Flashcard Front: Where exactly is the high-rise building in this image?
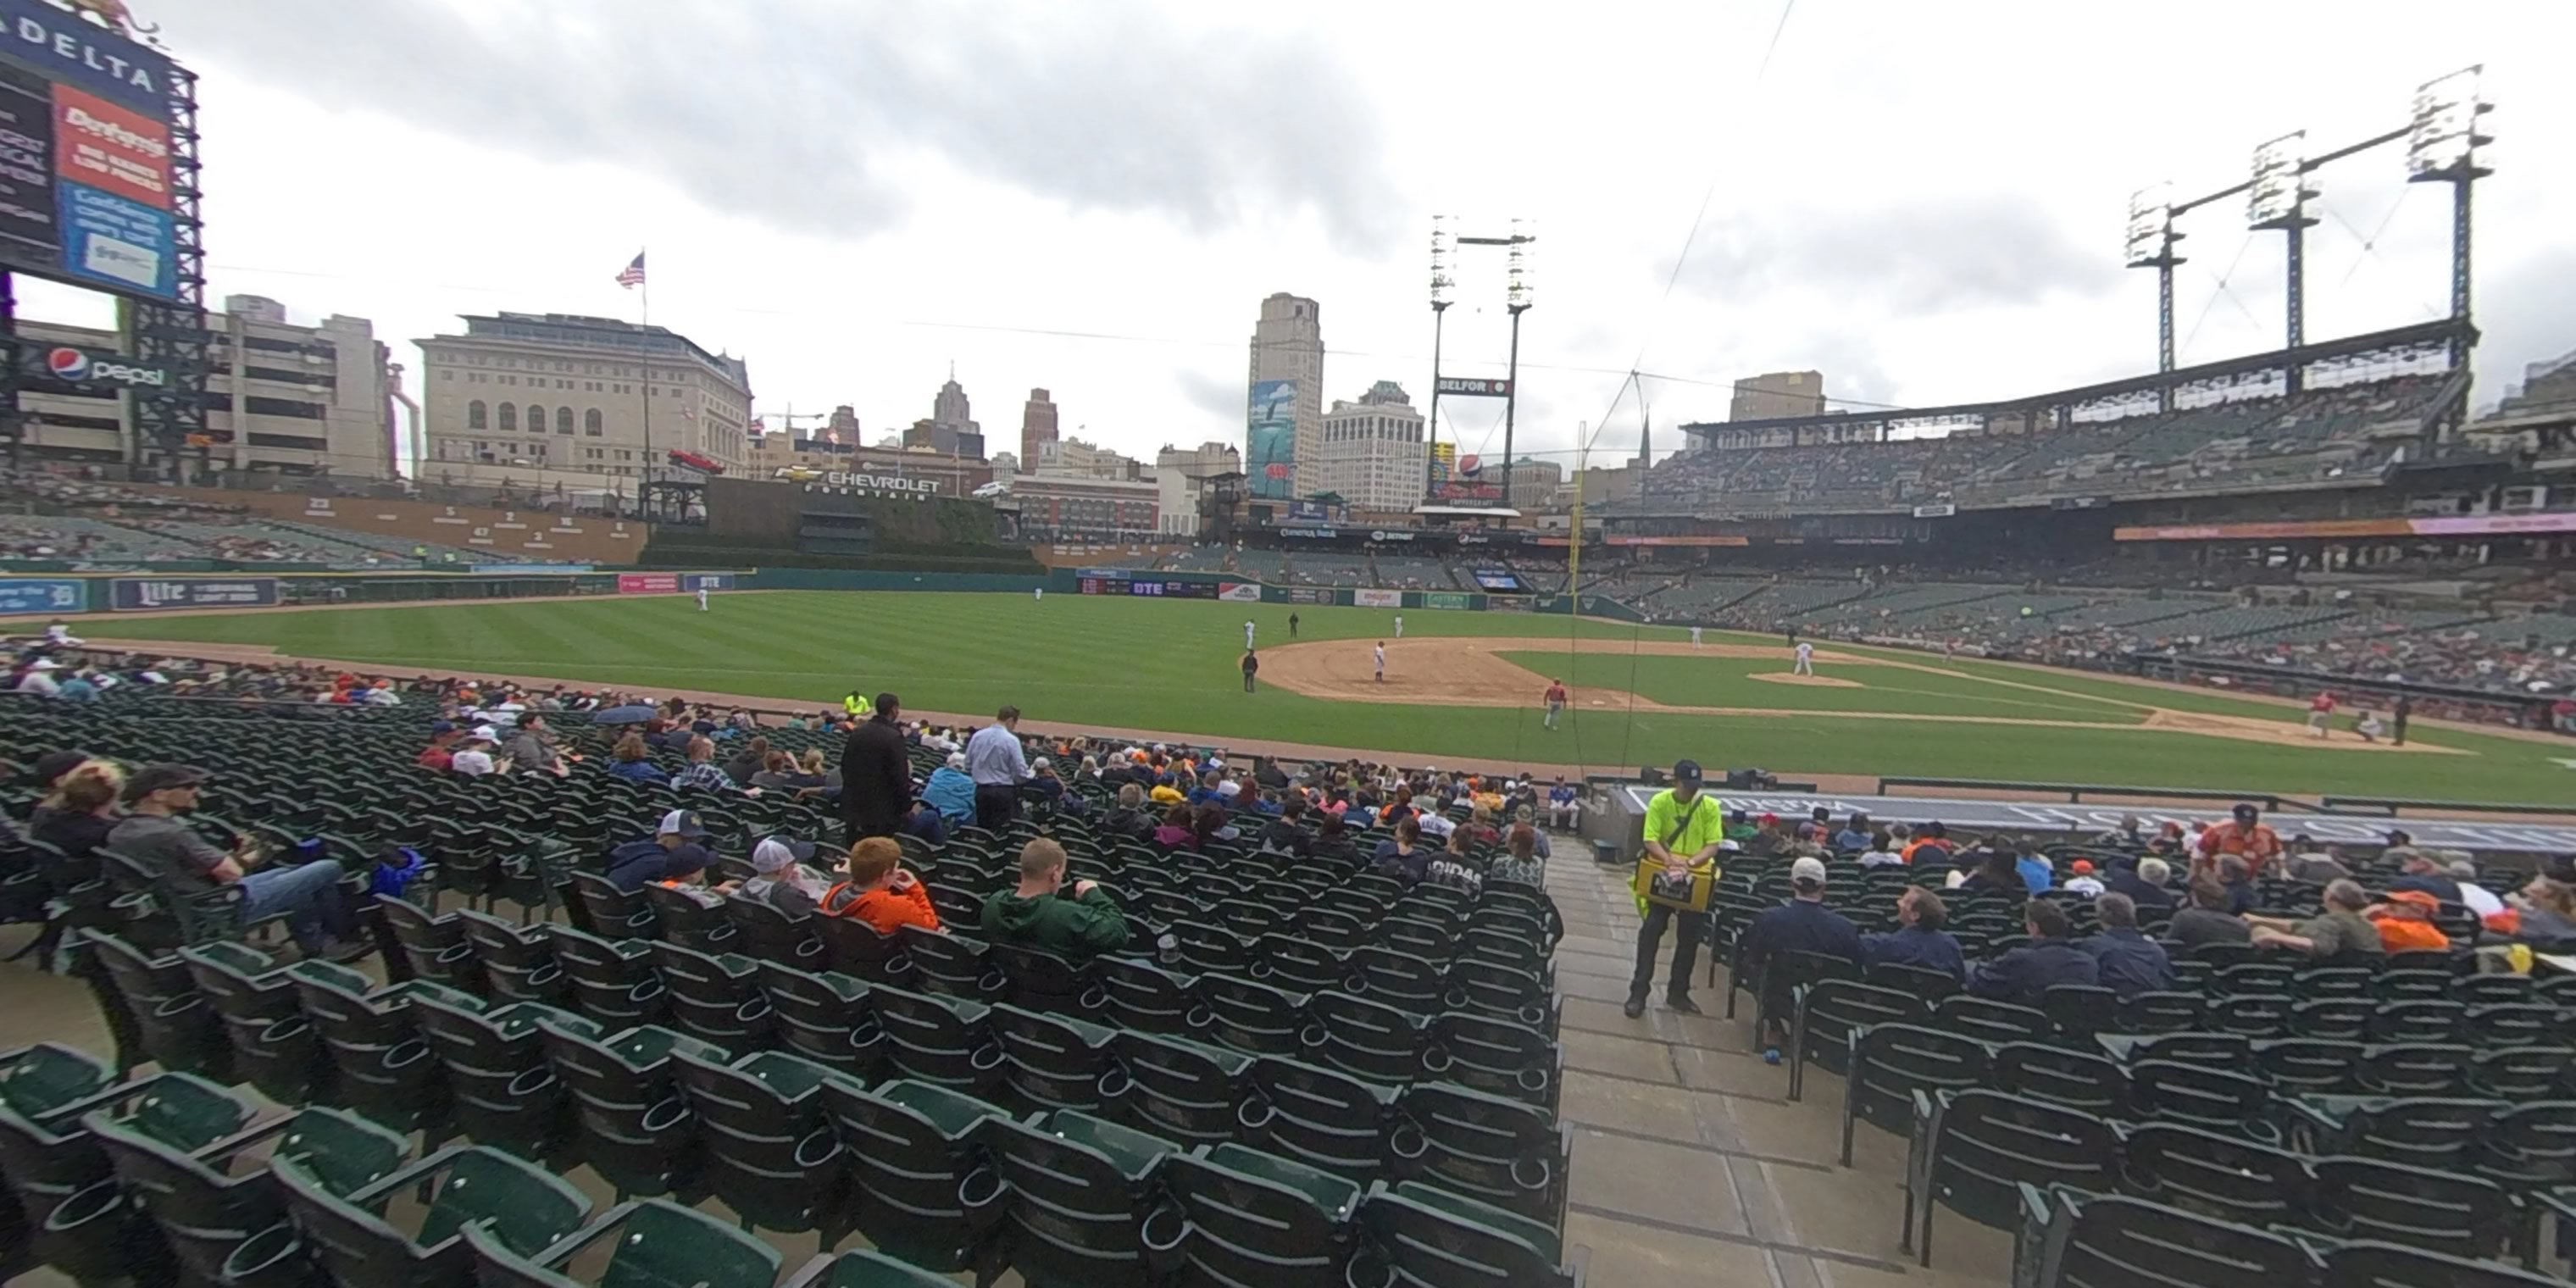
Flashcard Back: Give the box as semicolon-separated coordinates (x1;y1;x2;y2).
902;371;985;458
1021;387;1058;466
417;312;753;496
1155;441;1241;537
1033;436;1145;481
1729;370;1827;421
1505;456;1563;503
1246;292;1324;498
1312;381;1426;513
824;404;861;443
16;296;398;480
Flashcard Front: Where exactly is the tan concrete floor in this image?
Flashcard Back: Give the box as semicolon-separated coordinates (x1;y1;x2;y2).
0;859;2014;1288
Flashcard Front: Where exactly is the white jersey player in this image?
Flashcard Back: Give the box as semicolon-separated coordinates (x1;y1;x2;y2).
696;586;709;612
1374;641;1386;683
1394;615;1404;638
1793;641;1815;675
1034;586;1043;601
1690;626;1703;648
1244;619;1256;649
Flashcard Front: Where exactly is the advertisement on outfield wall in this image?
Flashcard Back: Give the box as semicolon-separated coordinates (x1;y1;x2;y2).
1485;595;1532;612
1353;588;1402;608
110;578;277;611
1285;587;1335;605
1218;582;1262;602
0;578;84;614
2112;513;2576;541
617;573;681;594
1246;379;1296;499
0;0;185;302
1422;591;1474;611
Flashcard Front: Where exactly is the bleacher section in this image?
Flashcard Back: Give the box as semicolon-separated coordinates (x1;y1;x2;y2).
1372;554;1458;591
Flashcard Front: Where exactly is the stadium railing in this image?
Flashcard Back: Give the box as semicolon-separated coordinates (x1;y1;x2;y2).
1871;778;2307;810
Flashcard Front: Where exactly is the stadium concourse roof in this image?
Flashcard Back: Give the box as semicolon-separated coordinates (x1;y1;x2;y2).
1411;504;1523;517
1679;316;2472;441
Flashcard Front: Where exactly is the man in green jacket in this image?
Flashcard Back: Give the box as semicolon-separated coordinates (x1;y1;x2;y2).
982;838;1131;960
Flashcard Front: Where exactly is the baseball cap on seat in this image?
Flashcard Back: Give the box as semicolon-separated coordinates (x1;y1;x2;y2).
658;809;708;840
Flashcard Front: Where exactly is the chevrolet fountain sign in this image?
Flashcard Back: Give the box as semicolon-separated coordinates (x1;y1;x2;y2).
776;468;945;498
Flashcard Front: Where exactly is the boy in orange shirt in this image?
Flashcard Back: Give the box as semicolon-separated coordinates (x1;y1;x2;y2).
821;836;940;933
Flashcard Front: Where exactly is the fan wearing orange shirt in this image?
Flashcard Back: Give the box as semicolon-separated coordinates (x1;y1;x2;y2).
2196;802;2284;878
819;836;940;934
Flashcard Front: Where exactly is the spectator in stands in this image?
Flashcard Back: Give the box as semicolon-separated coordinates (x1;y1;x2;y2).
1101;784;1156;843
1625;759;1727;1019
1857;830;1905;867
2282;841;2352;885
1965;900;2098;1006
13;658;63;697
2212;855;2257;915
1151;802;1195;849
450;727;503;777
2105;856;2175;910
415;721;460;771
1859;886;1964;981
2197;803;2283;876
2062;860;2106;897
2168;878;2253;947
2095;814;2148;848
2246;879;2385;960
2385;853;2462;904
2506;874;2576;943
31;759;122;858
917;751;975;826
1834;813;1874;853
671;736;734;793
901;798;949;848
606;732;668;784
502;713;565;777
2079;893;2173;997
2450;859;2504;919
1191;803;1234;849
982;838;1130;961
1424;829;1484;897
606;810;717;892
1955;846;2024;896
110;764;367;962
1902;821;1954;863
736;837;830;916
1373;817;1431;885
1313;814;1363;869
840;691;909;843
966;707;1030;832
2366;889;2452;952
2013;841;2055;894
819;836;939;933
1462;804;1502;849
1489;823;1545;886
1257;796;1312;858
1546;777;1579;831
722;735;770;788
1739;856;1864;1063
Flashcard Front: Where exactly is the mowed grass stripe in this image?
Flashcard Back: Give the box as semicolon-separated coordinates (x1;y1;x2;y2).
89;592;2576;799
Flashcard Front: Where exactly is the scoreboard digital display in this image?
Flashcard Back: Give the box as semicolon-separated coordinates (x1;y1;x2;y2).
1079;578;1219;599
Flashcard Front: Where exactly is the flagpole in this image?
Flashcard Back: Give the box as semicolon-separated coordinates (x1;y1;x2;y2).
637;247;652;520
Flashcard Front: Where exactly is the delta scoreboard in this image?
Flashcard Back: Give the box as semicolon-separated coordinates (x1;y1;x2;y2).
0;0;186;302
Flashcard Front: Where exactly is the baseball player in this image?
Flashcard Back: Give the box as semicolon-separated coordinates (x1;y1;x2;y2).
1543;678;1568;730
1394;615;1404;639
1034;586;1043;602
1244;619;1256;650
1690;625;1702;648
1793;641;1815;676
696;585;709;612
1374;641;1386;684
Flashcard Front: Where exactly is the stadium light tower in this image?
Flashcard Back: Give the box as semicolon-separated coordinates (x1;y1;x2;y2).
2122;183;2182;412
1426;215;1455;472
2248;130;2318;391
1427;218;1537;508
2406;65;2493;368
1500;217;1534;508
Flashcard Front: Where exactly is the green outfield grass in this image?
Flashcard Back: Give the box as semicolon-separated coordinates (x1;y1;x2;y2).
88;591;2576;800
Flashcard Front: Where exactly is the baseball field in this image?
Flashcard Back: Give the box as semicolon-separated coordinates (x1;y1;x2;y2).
82;590;2576;801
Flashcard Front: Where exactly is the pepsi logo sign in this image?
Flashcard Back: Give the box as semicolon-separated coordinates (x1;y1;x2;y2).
46;348;89;380
1456;454;1484;478
27;346;169;389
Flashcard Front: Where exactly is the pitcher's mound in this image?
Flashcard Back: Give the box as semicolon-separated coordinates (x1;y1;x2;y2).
1749;671;1863;688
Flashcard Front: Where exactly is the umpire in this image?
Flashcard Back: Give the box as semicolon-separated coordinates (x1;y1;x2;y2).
839;691;910;844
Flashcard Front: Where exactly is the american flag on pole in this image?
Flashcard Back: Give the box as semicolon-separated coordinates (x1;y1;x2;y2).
615;252;646;288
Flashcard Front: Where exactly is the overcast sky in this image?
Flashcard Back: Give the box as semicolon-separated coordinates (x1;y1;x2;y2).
22;0;2576;474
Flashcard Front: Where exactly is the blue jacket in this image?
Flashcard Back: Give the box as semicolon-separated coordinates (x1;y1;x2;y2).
923;767;977;824
607;758;669;785
1860;925;1967;981
2016;857;2055;894
1967;937;2100;1007
1740;899;1864;974
2078;927;2174;999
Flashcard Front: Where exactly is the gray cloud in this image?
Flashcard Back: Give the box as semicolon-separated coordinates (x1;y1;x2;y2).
169;0;1401;253
2465;246;2576;408
1175;369;1243;422
1670;197;2120;315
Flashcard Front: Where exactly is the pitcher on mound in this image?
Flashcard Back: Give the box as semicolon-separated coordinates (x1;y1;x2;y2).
1793;641;1815;676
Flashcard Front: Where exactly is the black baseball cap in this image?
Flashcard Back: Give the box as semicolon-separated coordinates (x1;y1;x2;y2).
2233;803;2260;821
124;763;208;802
1672;759;1703;784
30;748;90;791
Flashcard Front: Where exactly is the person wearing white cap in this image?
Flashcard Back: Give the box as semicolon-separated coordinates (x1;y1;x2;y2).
449;726;504;776
43;620;83;648
14;658;64;697
1736;855;1863;1063
737;836;829;915
605;809;716;891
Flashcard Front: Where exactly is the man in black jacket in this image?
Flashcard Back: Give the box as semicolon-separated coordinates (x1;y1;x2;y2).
839;691;913;844
1966;899;2100;1006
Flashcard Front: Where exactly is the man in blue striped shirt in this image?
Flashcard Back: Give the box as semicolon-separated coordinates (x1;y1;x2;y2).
965;705;1030;832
